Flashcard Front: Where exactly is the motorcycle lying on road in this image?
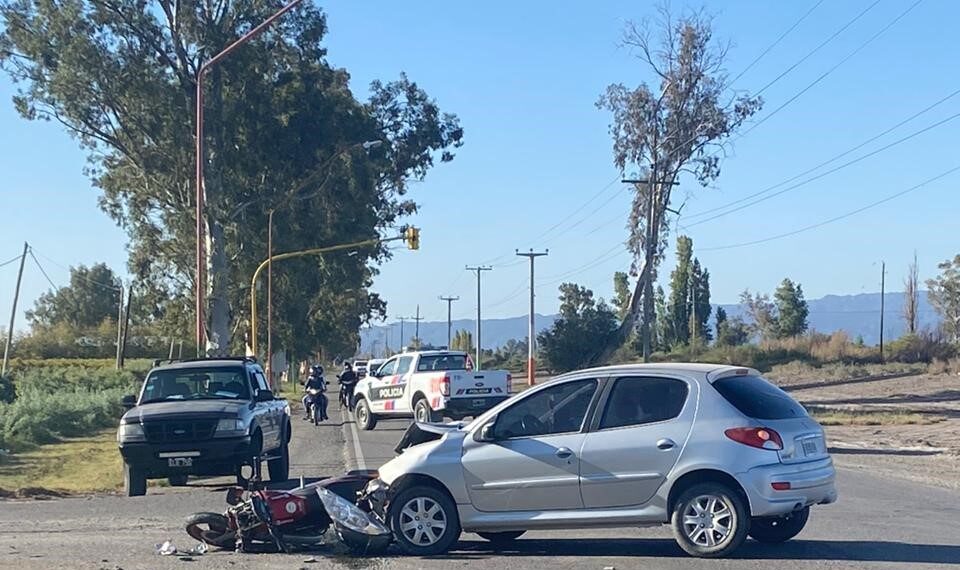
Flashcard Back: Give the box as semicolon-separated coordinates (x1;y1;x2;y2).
185;462;391;554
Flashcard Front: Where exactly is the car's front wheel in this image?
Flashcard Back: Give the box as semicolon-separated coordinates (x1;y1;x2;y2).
749;507;809;543
671;482;749;558
389;485;461;556
354;398;377;431
123;462;147;497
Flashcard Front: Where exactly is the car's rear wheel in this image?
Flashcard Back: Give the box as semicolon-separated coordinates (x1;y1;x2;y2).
123;461;147;497
671;482;749;558
167;474;189;487
477;531;525;543
414;397;441;423
355;398;377;431
749;507;809;543
389;485;461;556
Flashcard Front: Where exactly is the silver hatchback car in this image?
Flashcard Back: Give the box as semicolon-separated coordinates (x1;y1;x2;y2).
369;364;838;558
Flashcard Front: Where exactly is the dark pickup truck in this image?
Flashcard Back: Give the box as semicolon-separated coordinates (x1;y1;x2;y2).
117;357;291;496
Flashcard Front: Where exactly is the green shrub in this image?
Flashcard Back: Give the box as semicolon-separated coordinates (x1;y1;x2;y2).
0;375;15;404
886;333;957;364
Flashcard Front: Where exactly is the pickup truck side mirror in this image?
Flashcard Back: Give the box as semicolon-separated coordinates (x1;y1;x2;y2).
121;394;137;409
256;389;274;402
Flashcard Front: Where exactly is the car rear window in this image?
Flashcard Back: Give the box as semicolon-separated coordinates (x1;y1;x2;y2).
712;375;807;420
417;354;467;372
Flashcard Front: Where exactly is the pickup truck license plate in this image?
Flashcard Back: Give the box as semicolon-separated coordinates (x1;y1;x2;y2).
801;439;819;456
167;457;193;468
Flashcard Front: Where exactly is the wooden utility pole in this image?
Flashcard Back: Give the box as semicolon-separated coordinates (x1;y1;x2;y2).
115;286;125;369
879;261;886;363
119;284;133;369
411;305;424;348
2;242;29;377
440;296;459;348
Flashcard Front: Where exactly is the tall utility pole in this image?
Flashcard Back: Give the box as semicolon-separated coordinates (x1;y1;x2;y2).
115;286;125;370
411;305;424;347
516;250;548;386
119;284;134;369
440;296;459;347
2;242;29;377
465;265;493;370
879;261;886;363
398;317;407;351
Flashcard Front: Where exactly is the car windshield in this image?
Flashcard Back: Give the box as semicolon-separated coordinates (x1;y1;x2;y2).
140;367;250;403
416;354;467;372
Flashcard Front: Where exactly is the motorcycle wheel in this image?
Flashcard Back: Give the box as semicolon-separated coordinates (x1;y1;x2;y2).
185;512;235;549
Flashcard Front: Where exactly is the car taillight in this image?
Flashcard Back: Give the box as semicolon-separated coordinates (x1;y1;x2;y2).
724;427;783;451
440;375;450;396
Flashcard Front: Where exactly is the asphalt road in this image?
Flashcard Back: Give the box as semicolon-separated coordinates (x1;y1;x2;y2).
1;406;958;570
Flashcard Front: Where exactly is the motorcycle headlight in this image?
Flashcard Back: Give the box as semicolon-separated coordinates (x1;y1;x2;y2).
316;487;390;536
117;422;146;443
215;418;246;436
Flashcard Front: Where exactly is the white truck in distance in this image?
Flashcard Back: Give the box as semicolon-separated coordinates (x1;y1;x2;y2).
352;350;511;430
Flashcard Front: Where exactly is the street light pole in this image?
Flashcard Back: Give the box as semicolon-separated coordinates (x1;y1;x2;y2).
465;265;492;370
440;296;459;348
196;0;307;356
516;249;548;386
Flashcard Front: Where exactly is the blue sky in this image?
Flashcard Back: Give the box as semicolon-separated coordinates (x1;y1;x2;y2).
2;0;958;332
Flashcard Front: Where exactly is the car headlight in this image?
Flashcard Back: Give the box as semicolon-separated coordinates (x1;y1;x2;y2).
215;418;246;436
117;422;146;443
316;487;390;536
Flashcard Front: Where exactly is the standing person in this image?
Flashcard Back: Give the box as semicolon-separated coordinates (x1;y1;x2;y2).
337;362;359;412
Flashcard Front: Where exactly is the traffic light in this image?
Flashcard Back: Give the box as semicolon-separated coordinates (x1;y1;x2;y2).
404;226;420;250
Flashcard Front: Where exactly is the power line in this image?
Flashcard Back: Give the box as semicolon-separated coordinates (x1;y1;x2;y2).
30;248;122;292
684;109;960;228
684;87;960;221
699;164;960;252
754;0;882;97
739;0;924;139
0;255;23;269
728;0;826;86
28;250;59;291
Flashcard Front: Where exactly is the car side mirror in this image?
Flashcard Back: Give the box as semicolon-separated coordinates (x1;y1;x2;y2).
121;394;137;409
256;389;274;402
476;420;498;443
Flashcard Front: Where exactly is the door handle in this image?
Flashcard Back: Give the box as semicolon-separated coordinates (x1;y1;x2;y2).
555;447;574;459
656;438;677;450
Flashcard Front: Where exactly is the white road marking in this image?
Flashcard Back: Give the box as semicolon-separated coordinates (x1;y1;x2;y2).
342;408;367;470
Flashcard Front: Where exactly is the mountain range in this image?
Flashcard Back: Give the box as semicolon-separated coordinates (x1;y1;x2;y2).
359;291;940;356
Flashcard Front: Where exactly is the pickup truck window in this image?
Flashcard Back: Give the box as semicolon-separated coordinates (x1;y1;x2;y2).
140;367;250;403
253;369;269;392
416;354;467;372
396;356;414;375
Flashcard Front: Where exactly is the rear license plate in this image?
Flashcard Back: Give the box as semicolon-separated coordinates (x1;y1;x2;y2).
801;439;819;456
167;457;193;468
465;388;491;394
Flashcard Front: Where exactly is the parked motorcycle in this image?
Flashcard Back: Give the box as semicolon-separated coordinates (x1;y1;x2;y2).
184;462;391;554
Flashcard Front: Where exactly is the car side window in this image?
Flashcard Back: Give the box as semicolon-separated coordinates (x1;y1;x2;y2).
599;376;689;430
253;369;270;392
396;356;414;376
495;379;598;439
378;359;398;377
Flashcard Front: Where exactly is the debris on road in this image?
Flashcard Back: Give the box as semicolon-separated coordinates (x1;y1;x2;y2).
156;540;177;556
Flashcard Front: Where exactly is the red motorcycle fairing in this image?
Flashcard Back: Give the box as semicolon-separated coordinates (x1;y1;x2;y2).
264;492;309;525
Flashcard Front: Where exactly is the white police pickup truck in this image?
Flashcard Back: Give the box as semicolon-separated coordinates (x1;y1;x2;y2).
352;350;511;430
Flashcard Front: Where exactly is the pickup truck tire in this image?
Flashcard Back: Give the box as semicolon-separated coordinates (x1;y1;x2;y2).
123;461;147;497
414;397;441;424
355;398;378;431
236;431;263;486
268;441;290;483
167;474;189;487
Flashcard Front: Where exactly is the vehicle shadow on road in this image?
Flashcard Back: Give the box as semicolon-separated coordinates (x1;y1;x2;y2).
449;538;960;564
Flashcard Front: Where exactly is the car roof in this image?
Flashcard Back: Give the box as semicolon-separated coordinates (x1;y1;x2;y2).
556;362;759;381
152;359;249;372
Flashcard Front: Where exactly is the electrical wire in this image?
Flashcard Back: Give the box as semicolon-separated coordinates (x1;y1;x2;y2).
28;249;59;291
728;0;826;87
0;254;23;269
684;87;960;221
699;163;960;252
739;0;924;140
30;247;123;292
684;109;960;228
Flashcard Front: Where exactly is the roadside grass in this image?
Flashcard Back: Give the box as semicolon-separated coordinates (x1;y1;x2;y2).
768;361;927;386
0;428;124;495
807;406;945;426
